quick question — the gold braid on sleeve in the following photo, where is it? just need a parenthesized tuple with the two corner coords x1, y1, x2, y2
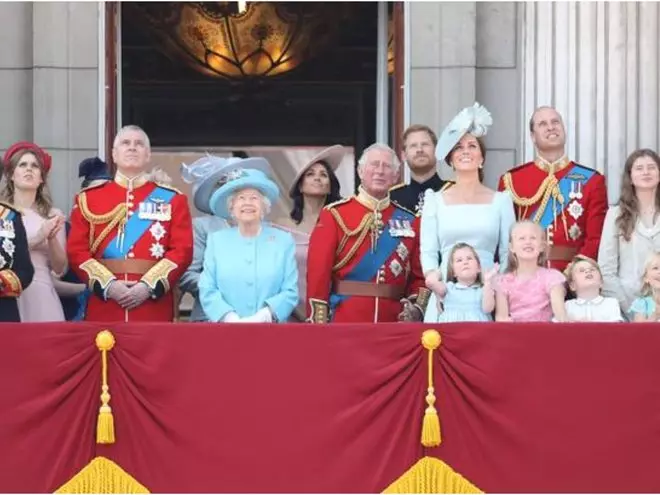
(329, 210, 374, 271)
(78, 193, 128, 254)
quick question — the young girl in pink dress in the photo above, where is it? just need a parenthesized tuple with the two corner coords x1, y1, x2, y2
(494, 220, 567, 322)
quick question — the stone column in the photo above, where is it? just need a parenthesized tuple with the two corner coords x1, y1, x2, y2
(409, 2, 477, 181)
(520, 1, 660, 204)
(476, 2, 522, 187)
(0, 2, 34, 159)
(408, 2, 523, 188)
(32, 1, 100, 213)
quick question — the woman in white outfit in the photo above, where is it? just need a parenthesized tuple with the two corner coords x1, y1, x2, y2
(598, 148, 660, 316)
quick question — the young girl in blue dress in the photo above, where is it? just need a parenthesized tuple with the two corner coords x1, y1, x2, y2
(425, 242, 498, 322)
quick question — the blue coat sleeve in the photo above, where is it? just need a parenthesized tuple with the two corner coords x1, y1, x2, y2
(198, 233, 235, 322)
(264, 234, 299, 322)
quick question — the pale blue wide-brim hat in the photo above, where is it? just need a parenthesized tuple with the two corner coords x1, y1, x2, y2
(208, 164, 280, 220)
(181, 155, 271, 215)
(435, 102, 493, 166)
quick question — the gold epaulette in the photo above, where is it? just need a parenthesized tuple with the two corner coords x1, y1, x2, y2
(440, 181, 454, 192)
(323, 197, 351, 211)
(389, 182, 405, 192)
(391, 200, 416, 217)
(155, 182, 182, 194)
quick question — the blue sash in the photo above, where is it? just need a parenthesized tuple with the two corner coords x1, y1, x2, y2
(530, 163, 596, 229)
(329, 208, 413, 315)
(102, 186, 175, 259)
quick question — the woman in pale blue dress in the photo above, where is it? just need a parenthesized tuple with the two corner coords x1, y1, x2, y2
(421, 103, 516, 322)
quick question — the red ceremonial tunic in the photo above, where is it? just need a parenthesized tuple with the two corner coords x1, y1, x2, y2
(498, 158, 608, 272)
(306, 189, 427, 323)
(67, 173, 193, 322)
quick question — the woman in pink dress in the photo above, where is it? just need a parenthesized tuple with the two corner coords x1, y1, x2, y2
(272, 145, 345, 321)
(1, 142, 66, 322)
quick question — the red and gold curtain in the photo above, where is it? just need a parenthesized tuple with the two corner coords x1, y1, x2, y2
(1, 322, 660, 492)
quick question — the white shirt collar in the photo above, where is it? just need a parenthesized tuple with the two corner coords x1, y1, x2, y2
(574, 295, 604, 306)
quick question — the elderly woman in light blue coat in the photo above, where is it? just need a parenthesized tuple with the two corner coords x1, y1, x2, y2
(199, 160, 298, 323)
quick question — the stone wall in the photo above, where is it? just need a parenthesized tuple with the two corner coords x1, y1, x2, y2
(0, 1, 100, 213)
(409, 1, 523, 188)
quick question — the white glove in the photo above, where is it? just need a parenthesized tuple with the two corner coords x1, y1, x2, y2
(241, 307, 273, 323)
(222, 311, 241, 323)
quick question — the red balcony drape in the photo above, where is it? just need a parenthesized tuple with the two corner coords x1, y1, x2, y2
(1, 322, 660, 493)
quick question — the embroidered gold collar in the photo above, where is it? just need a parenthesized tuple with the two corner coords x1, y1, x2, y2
(356, 186, 390, 211)
(114, 171, 148, 190)
(535, 155, 570, 174)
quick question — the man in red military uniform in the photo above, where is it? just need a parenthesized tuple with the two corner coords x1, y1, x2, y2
(498, 106, 608, 272)
(306, 143, 430, 323)
(67, 125, 193, 322)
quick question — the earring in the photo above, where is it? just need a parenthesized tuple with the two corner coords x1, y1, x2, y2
(478, 162, 484, 169)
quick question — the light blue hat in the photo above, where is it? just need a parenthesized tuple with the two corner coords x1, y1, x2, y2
(435, 102, 493, 166)
(208, 164, 280, 220)
(181, 155, 271, 215)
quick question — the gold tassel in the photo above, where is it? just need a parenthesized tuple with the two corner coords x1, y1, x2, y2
(95, 330, 116, 444)
(54, 456, 149, 493)
(420, 329, 442, 447)
(382, 456, 482, 494)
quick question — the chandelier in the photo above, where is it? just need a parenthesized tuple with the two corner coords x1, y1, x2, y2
(127, 2, 344, 79)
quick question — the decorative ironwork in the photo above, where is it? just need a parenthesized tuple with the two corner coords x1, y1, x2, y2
(126, 2, 346, 79)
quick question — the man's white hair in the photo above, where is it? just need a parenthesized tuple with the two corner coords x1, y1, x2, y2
(113, 125, 151, 150)
(226, 188, 272, 220)
(357, 142, 401, 173)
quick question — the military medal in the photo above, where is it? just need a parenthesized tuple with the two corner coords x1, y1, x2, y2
(396, 242, 409, 261)
(402, 220, 415, 238)
(568, 224, 582, 241)
(567, 200, 584, 221)
(0, 219, 15, 239)
(415, 192, 425, 214)
(149, 221, 166, 242)
(140, 201, 172, 221)
(149, 242, 165, 259)
(388, 219, 402, 237)
(2, 238, 15, 257)
(389, 259, 403, 277)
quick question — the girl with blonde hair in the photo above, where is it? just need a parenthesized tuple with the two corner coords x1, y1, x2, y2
(494, 220, 567, 322)
(628, 252, 660, 322)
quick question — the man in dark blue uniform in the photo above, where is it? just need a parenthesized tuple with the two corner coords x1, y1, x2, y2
(0, 165, 34, 322)
(390, 124, 452, 213)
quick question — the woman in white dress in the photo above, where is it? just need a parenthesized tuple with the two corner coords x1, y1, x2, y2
(420, 103, 516, 322)
(272, 145, 344, 321)
(598, 148, 660, 315)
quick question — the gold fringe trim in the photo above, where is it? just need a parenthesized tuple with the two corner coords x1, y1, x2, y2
(383, 456, 483, 494)
(54, 457, 149, 494)
(420, 329, 441, 447)
(95, 330, 116, 444)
